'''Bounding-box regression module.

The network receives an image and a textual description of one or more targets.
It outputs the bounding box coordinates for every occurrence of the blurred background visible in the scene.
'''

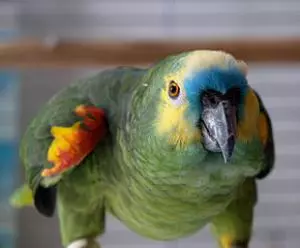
[0,0,300,248]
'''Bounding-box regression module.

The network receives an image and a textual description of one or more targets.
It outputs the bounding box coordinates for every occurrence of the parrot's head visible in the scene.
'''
[151,50,260,163]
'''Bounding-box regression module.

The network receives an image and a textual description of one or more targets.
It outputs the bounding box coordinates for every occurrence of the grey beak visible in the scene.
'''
[201,100,237,163]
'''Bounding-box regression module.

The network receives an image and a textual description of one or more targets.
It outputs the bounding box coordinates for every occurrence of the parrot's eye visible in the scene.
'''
[168,81,180,99]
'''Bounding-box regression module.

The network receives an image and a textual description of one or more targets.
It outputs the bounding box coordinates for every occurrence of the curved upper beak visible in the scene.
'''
[201,100,237,163]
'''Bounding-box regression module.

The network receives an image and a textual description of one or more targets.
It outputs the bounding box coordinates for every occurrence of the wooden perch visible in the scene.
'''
[0,37,300,68]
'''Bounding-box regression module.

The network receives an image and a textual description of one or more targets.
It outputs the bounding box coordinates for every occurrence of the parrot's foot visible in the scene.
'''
[42,105,107,177]
[67,238,100,248]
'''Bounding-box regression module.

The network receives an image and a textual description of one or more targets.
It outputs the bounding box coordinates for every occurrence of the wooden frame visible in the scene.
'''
[0,38,300,68]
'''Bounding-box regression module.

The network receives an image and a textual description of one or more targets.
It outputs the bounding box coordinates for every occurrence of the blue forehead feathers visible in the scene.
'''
[184,66,248,116]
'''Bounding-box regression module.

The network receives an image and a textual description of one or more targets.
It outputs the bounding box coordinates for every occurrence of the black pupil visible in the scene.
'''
[170,84,177,94]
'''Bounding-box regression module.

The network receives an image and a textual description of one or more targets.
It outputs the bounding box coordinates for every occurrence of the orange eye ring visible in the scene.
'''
[168,80,180,98]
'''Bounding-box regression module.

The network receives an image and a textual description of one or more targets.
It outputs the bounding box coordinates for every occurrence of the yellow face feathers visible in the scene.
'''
[184,50,247,77]
[155,70,201,148]
[237,87,271,146]
[237,89,260,142]
[257,113,269,146]
[236,60,248,76]
[154,50,262,148]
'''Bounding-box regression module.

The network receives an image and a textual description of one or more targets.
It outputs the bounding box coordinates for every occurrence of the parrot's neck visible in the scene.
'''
[126,106,262,194]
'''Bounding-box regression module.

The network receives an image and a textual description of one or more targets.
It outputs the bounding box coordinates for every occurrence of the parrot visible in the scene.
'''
[10,50,275,248]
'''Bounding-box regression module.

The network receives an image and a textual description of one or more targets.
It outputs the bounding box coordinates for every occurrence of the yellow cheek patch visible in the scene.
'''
[156,89,187,135]
[156,90,201,147]
[257,113,269,146]
[237,89,260,142]
[155,70,201,147]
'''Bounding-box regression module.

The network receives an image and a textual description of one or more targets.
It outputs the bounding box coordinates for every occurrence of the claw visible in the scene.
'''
[41,105,107,177]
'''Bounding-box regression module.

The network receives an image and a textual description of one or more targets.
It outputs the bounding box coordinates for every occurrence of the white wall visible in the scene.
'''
[18,0,300,40]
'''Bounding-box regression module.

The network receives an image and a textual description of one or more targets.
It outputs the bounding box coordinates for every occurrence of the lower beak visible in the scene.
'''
[201,100,237,163]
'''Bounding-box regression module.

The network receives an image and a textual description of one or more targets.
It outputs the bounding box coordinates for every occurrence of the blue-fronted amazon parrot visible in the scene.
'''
[10,50,275,248]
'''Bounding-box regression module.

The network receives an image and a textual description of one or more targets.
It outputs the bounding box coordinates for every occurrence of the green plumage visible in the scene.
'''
[12,51,275,248]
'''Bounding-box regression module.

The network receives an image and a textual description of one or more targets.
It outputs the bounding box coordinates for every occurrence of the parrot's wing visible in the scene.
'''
[253,89,275,179]
[20,86,108,217]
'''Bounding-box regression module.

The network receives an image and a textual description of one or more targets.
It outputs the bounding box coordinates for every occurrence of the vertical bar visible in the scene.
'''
[0,3,20,248]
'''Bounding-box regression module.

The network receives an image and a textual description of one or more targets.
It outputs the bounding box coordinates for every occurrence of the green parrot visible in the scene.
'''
[10,50,275,248]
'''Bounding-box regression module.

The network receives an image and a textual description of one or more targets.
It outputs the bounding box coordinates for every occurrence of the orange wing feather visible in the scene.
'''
[42,105,107,177]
